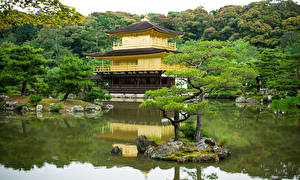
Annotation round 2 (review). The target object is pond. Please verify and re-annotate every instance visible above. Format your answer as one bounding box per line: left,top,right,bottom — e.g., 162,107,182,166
0,100,299,180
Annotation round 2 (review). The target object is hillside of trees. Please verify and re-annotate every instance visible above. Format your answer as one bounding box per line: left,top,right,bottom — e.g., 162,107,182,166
0,0,299,102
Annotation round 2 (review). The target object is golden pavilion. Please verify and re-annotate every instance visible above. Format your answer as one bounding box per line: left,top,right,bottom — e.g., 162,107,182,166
86,16,184,93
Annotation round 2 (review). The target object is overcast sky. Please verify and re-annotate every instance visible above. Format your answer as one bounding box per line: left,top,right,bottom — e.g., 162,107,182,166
60,0,300,16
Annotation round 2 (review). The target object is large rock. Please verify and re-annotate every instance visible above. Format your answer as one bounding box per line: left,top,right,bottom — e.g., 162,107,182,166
267,95,272,102
148,140,183,159
104,104,114,110
191,154,219,163
199,137,216,146
50,103,56,107
213,145,231,159
0,95,10,101
72,105,84,112
111,146,122,156
36,105,43,112
84,104,101,112
144,138,230,163
5,101,18,110
246,98,259,104
21,106,29,113
136,135,155,153
235,96,247,103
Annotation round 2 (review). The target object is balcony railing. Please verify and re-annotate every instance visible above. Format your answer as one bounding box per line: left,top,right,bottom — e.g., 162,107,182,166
112,41,176,51
94,64,187,72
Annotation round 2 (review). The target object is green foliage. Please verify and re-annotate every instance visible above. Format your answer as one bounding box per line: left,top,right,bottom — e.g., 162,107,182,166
164,40,258,94
180,120,196,139
207,88,237,99
0,101,5,110
28,94,42,106
56,57,94,100
150,135,159,141
85,87,112,102
217,138,229,147
14,103,27,112
0,0,84,29
94,102,103,107
50,103,62,112
256,47,300,95
180,119,209,139
0,45,48,95
271,97,300,111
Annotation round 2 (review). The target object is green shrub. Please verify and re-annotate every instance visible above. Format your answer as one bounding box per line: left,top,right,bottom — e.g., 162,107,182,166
272,97,299,109
14,104,27,112
217,138,228,147
85,87,112,102
207,89,236,99
180,119,209,139
150,135,159,141
50,103,62,112
28,94,42,106
180,119,196,139
94,102,103,106
0,100,6,110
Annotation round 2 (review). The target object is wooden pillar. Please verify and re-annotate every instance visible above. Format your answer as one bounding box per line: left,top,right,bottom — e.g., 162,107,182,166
160,76,162,87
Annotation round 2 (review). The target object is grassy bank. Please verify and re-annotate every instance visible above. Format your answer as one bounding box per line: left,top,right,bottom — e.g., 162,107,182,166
5,94,90,111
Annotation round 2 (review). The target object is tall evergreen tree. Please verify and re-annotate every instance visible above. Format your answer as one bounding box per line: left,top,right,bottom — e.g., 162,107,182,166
0,46,48,95
56,57,94,101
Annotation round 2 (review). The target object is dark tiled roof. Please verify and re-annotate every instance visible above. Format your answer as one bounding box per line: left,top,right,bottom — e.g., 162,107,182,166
106,21,183,36
86,48,180,57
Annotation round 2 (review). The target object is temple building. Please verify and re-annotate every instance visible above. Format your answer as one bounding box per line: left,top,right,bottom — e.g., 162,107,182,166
86,16,185,93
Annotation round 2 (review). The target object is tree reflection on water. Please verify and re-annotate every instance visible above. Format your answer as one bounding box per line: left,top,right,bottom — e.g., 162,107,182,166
0,101,299,179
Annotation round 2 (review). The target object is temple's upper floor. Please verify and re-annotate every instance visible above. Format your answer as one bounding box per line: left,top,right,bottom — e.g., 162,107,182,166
106,18,183,51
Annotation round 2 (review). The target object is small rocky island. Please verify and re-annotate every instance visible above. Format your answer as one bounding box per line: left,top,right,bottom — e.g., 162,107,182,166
135,135,230,163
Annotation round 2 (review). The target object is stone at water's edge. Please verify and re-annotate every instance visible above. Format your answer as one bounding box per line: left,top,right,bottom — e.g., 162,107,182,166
235,96,247,103
213,145,231,159
36,105,43,112
4,101,18,110
149,140,183,159
111,146,122,156
72,105,84,112
136,135,156,153
191,154,219,163
84,104,101,112
21,106,29,113
143,137,231,163
236,96,259,104
246,98,259,104
0,95,10,101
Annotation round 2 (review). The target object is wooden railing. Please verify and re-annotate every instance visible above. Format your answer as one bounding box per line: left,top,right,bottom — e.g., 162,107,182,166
112,41,176,51
94,64,187,72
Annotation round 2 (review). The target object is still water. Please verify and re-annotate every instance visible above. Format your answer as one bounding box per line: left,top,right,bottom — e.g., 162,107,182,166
0,101,299,180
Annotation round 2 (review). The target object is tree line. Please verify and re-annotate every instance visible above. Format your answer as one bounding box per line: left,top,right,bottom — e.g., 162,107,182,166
0,0,298,100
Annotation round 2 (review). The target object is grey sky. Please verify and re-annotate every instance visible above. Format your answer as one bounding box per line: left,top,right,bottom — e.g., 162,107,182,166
60,0,300,16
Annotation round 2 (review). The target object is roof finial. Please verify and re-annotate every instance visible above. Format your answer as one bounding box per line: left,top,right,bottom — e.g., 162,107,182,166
141,14,150,22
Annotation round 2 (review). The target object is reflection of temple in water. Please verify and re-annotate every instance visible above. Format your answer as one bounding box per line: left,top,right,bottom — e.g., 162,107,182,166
103,102,164,124
95,102,174,158
99,102,174,141
95,122,174,141
112,143,138,157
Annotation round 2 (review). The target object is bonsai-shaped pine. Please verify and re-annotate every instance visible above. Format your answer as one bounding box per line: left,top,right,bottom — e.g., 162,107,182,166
164,40,257,141
140,86,213,141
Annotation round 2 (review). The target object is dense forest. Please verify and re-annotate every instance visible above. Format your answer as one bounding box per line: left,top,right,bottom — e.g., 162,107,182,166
0,0,299,102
